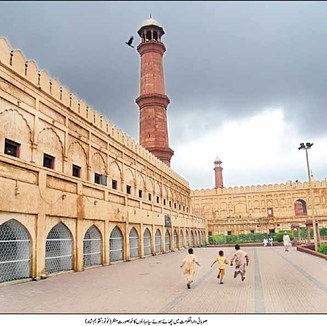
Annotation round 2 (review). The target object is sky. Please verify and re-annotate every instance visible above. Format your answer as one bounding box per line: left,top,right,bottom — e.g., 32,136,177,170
1,1,327,189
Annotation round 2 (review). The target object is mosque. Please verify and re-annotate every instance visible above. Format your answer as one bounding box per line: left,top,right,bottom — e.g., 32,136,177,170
0,17,326,286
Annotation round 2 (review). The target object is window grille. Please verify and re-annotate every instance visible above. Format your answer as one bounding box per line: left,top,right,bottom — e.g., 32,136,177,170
143,229,151,256
83,226,102,267
173,230,177,249
155,230,161,254
129,228,139,258
45,223,73,274
0,220,31,283
180,231,184,248
165,230,170,252
190,232,194,247
110,226,123,262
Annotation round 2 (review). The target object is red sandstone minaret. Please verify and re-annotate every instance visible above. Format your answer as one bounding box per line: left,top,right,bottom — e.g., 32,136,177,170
214,157,224,189
136,17,174,166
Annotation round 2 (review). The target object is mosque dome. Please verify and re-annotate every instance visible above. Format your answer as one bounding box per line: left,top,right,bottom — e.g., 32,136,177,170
138,17,165,38
214,157,222,163
141,18,161,28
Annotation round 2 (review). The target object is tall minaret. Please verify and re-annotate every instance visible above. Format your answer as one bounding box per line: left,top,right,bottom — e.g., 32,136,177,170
214,157,224,189
136,17,174,166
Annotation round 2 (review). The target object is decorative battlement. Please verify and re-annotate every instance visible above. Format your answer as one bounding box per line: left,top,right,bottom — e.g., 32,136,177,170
0,37,189,188
192,180,327,196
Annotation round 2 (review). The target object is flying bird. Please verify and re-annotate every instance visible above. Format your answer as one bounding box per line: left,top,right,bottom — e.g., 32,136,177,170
125,36,134,48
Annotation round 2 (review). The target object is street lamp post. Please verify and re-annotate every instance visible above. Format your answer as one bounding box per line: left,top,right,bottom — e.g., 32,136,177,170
298,142,318,251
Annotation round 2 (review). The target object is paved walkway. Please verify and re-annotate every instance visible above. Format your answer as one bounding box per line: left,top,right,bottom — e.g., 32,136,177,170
0,246,326,313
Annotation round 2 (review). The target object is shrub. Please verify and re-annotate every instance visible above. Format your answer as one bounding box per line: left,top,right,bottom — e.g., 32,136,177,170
320,228,327,237
209,232,270,244
273,230,294,242
317,243,327,255
209,234,226,245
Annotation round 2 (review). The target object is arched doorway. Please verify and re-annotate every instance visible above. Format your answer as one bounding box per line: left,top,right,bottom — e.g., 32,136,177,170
179,230,184,248
165,230,170,252
190,231,194,247
0,219,31,283
45,222,73,274
110,226,123,262
155,229,161,254
129,227,139,258
185,230,189,247
143,228,151,256
83,225,102,267
173,230,178,250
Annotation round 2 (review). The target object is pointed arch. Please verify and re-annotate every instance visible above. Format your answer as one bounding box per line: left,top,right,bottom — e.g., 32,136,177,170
45,222,73,274
137,172,146,189
110,226,124,262
91,151,107,175
83,225,102,267
179,229,184,248
0,108,33,161
155,181,162,197
37,127,64,172
67,141,88,179
129,227,139,258
143,227,152,256
125,167,135,185
185,230,189,247
0,219,32,283
0,108,33,143
109,160,122,190
155,229,161,254
165,229,170,252
190,230,194,247
173,229,178,250
38,127,64,151
109,160,122,178
162,185,168,205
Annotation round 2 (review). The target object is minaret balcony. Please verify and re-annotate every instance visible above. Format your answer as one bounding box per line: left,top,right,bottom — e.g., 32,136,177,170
136,93,170,110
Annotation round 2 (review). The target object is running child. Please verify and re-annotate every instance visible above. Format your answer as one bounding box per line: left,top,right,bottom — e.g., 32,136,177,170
210,250,228,284
180,248,200,289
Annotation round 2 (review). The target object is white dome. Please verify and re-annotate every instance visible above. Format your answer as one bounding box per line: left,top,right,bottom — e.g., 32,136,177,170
141,18,161,28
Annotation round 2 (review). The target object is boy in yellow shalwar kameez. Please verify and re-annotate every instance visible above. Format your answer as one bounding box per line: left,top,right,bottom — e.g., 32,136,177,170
180,248,200,289
211,250,228,284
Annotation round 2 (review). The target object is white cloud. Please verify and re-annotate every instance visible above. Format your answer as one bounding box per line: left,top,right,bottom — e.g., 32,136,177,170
171,108,327,189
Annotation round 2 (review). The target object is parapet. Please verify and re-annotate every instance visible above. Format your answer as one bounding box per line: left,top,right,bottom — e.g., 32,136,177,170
0,37,189,188
191,180,327,196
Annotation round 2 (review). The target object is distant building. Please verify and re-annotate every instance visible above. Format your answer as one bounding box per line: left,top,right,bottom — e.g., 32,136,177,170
191,159,327,236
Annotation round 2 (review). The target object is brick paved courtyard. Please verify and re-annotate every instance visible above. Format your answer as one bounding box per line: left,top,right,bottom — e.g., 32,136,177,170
0,246,326,313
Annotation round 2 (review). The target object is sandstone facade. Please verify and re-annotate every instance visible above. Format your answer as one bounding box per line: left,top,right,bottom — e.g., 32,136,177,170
0,37,207,285
191,180,327,235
